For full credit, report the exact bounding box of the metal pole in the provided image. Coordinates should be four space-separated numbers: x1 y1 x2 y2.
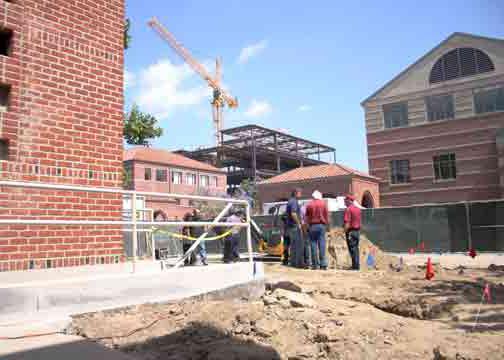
246 201 253 265
132 192 137 273
465 202 472 250
174 202 233 268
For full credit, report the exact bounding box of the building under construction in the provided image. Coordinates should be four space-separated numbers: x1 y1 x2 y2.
177 124 336 189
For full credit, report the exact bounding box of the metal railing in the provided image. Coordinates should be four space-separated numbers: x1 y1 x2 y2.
0 180 252 272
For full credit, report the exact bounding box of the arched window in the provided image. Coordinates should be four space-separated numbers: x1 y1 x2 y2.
361 191 375 209
429 48 494 84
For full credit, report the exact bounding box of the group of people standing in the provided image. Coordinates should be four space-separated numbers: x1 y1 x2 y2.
282 188 362 271
181 207 244 266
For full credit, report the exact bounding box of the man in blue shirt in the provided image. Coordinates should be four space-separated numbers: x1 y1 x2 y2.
286 188 305 268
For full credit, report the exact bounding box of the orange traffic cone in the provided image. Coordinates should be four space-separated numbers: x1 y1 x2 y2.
425 257 435 280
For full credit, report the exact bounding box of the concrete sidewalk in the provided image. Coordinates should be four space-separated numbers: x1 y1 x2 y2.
0 261 264 326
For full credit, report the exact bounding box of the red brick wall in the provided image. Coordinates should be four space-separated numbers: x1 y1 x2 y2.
128 160 227 219
368 113 503 207
257 175 380 211
0 0 124 271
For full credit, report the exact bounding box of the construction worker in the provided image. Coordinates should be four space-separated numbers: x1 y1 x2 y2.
300 202 311 268
344 194 361 270
223 208 243 263
189 208 208 266
281 211 290 266
286 188 305 268
306 190 329 270
182 212 196 266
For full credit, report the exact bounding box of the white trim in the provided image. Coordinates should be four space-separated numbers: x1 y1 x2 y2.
378 169 498 184
381 184 499 196
371 154 497 171
368 125 500 147
369 140 495 160
366 98 504 134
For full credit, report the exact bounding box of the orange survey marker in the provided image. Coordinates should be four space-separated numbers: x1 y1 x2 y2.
425 257 435 280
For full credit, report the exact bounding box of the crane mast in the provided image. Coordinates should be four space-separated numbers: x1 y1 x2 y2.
148 17 238 146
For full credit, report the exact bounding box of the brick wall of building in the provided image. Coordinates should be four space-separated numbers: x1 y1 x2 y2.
368 113 503 207
497 128 504 197
128 160 227 220
0 0 124 271
257 176 380 210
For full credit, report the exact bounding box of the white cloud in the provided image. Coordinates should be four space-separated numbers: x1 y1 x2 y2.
237 40 268 64
244 99 272 118
124 70 136 89
297 105 312 112
134 59 212 119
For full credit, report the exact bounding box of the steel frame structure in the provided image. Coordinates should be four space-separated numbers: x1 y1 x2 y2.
178 124 336 187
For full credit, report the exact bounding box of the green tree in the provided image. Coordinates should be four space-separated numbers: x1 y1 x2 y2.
123 104 163 146
124 18 132 49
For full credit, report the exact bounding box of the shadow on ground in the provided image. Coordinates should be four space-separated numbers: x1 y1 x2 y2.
120 321 281 360
2 338 133 360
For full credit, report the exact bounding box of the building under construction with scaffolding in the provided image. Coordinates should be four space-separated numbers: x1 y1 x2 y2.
177 124 336 189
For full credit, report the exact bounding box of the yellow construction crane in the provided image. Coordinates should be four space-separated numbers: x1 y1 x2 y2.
148 17 238 146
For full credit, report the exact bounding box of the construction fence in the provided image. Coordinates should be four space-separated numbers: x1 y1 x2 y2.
330 199 504 253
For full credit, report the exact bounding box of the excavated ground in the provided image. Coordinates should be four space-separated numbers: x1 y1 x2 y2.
70 261 504 360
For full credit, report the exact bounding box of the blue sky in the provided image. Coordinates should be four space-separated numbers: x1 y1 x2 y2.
124 0 504 171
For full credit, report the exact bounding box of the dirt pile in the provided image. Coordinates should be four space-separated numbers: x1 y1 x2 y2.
326 228 401 270
70 269 504 360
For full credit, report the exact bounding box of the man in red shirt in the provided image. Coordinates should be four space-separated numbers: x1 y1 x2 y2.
344 194 361 270
305 190 329 270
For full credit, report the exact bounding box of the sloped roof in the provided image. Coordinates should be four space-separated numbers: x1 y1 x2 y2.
258 164 379 185
124 147 223 173
361 32 504 105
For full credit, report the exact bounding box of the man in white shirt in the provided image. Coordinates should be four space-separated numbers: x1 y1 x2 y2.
223 208 243 263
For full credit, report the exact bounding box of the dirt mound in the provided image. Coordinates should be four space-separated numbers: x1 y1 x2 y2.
326 228 401 271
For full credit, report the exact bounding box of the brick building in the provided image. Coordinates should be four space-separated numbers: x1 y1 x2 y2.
0 0 124 271
257 164 380 208
124 147 227 220
363 33 504 207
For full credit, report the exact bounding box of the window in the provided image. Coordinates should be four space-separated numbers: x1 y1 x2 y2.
383 102 408 128
212 176 218 187
426 94 454 121
185 173 196 185
156 169 167 182
200 175 209 187
144 167 152 181
0 83 11 110
429 48 494 84
0 28 13 56
390 160 410 184
433 153 456 181
0 139 8 160
474 87 504 114
171 171 182 184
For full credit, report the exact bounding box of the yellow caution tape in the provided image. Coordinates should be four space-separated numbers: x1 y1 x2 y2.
153 228 234 241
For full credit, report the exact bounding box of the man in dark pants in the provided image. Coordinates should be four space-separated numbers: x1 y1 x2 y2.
281 213 290 266
306 190 329 270
344 194 362 270
190 209 208 266
223 208 243 263
286 188 304 268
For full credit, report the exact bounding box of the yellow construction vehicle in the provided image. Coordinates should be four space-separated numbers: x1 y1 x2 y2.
252 205 284 257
